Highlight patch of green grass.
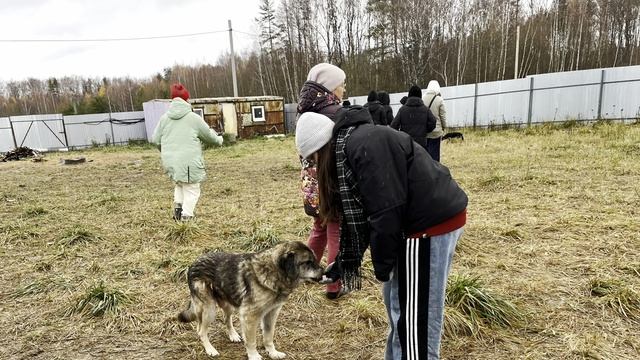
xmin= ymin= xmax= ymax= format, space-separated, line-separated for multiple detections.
xmin=478 ymin=173 xmax=507 ymax=191
xmin=59 ymin=226 xmax=102 ymax=246
xmin=170 ymin=265 xmax=190 ymax=283
xmin=282 ymin=163 xmax=299 ymax=173
xmin=93 ymin=193 xmax=122 ymax=206
xmin=589 ymin=278 xmax=640 ymax=319
xmin=164 ymin=222 xmax=202 ymax=243
xmin=340 ymin=296 xmax=387 ymax=327
xmin=10 ymin=278 xmax=67 ymax=299
xmin=65 ymin=282 xmax=131 ymax=318
xmin=239 ymin=225 xmax=281 ymax=252
xmin=24 ymin=206 xmax=48 ymax=217
xmin=618 ymin=262 xmax=640 ymax=277
xmin=445 ymin=274 xmax=524 ymax=337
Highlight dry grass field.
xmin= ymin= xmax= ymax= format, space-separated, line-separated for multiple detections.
xmin=1 ymin=121 xmax=639 ymax=360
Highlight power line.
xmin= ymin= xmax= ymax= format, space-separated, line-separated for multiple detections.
xmin=233 ymin=29 xmax=258 ymax=37
xmin=0 ymin=29 xmax=231 ymax=43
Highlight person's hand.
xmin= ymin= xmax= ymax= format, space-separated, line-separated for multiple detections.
xmin=319 ymin=260 xmax=343 ymax=284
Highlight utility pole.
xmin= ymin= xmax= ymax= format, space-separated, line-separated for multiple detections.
xmin=514 ymin=25 xmax=520 ymax=79
xmin=228 ymin=19 xmax=238 ymax=97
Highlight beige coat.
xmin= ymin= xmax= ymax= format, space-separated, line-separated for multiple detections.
xmin=423 ymin=89 xmax=447 ymax=139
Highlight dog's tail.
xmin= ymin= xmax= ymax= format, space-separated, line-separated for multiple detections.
xmin=177 ymin=300 xmax=196 ymax=323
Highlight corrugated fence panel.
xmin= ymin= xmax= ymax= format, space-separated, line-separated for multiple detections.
xmin=476 ymin=79 xmax=530 ymax=126
xmin=1 ymin=117 xmax=14 ymax=152
xmin=64 ymin=113 xmax=114 ymax=148
xmin=10 ymin=114 xmax=66 ymax=150
xmin=110 ymin=111 xmax=146 ymax=144
xmin=284 ymin=104 xmax=298 ymax=134
xmin=442 ymin=84 xmax=475 ymax=128
xmin=530 ymin=69 xmax=602 ymax=123
xmin=601 ymin=66 xmax=640 ymax=120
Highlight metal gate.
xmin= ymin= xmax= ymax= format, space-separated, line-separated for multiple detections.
xmin=9 ymin=114 xmax=68 ymax=151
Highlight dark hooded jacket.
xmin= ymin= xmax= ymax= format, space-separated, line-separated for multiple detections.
xmin=297 ymin=80 xmax=342 ymax=120
xmin=389 ymin=97 xmax=436 ymax=149
xmin=378 ymin=91 xmax=394 ymax=125
xmin=333 ymin=106 xmax=468 ymax=281
xmin=363 ymin=100 xmax=387 ymax=126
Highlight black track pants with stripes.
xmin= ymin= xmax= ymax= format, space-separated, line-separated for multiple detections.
xmin=382 ymin=228 xmax=463 ymax=360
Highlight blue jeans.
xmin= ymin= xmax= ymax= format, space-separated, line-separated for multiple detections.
xmin=383 ymin=227 xmax=463 ymax=360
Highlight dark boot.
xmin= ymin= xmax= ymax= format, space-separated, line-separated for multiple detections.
xmin=173 ymin=203 xmax=182 ymax=221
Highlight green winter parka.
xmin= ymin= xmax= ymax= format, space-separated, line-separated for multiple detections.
xmin=152 ymin=98 xmax=223 ymax=183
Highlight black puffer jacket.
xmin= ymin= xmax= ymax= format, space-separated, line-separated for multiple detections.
xmin=297 ymin=81 xmax=342 ymax=120
xmin=334 ymin=106 xmax=468 ymax=281
xmin=389 ymin=97 xmax=436 ymax=149
xmin=363 ymin=100 xmax=387 ymax=125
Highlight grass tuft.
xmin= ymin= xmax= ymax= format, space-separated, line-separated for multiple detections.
xmin=65 ymin=282 xmax=131 ymax=318
xmin=446 ymin=274 xmax=524 ymax=336
xmin=239 ymin=225 xmax=281 ymax=252
xmin=164 ymin=222 xmax=202 ymax=243
xmin=589 ymin=278 xmax=640 ymax=319
xmin=59 ymin=226 xmax=102 ymax=246
xmin=24 ymin=206 xmax=48 ymax=217
xmin=291 ymin=285 xmax=324 ymax=311
xmin=10 ymin=278 xmax=63 ymax=298
xmin=340 ymin=296 xmax=387 ymax=327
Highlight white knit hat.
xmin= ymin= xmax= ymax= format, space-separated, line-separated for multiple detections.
xmin=295 ymin=112 xmax=334 ymax=159
xmin=306 ymin=63 xmax=346 ymax=92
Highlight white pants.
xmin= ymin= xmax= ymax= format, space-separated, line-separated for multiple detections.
xmin=174 ymin=182 xmax=201 ymax=217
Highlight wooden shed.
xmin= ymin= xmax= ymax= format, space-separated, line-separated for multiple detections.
xmin=189 ymin=96 xmax=285 ymax=140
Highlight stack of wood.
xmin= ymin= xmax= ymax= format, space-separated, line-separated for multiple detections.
xmin=1 ymin=147 xmax=41 ymax=162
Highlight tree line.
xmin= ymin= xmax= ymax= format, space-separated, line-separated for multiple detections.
xmin=1 ymin=0 xmax=639 ymax=117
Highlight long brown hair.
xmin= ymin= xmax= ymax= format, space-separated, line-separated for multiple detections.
xmin=316 ymin=141 xmax=341 ymax=223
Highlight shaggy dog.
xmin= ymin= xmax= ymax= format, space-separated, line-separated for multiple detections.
xmin=178 ymin=241 xmax=324 ymax=359
xmin=442 ymin=131 xmax=464 ymax=141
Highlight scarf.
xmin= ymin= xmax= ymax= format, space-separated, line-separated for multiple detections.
xmin=334 ymin=126 xmax=369 ymax=290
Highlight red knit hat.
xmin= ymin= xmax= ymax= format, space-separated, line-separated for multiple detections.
xmin=170 ymin=83 xmax=190 ymax=101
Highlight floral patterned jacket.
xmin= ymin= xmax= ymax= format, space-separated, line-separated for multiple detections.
xmin=300 ymin=157 xmax=319 ymax=217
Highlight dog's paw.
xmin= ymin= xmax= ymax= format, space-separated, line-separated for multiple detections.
xmin=228 ymin=330 xmax=242 ymax=343
xmin=247 ymin=353 xmax=263 ymax=360
xmin=267 ymin=349 xmax=286 ymax=359
xmin=205 ymin=347 xmax=219 ymax=357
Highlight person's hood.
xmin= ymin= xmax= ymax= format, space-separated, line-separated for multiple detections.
xmin=333 ymin=105 xmax=373 ymax=136
xmin=167 ymin=97 xmax=192 ymax=120
xmin=405 ymin=97 xmax=425 ymax=107
xmin=366 ymin=100 xmax=383 ymax=111
xmin=297 ymin=81 xmax=341 ymax=114
xmin=426 ymin=80 xmax=441 ymax=95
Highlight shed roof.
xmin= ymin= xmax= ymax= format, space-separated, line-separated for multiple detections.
xmin=190 ymin=96 xmax=283 ymax=104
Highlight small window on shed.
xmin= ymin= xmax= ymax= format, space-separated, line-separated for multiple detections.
xmin=252 ymin=105 xmax=265 ymax=122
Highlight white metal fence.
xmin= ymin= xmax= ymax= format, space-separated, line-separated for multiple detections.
xmin=0 ymin=117 xmax=14 ymax=153
xmin=0 ymin=111 xmax=146 ymax=152
xmin=345 ymin=65 xmax=640 ymax=128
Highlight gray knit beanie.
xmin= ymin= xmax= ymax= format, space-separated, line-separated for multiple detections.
xmin=306 ymin=63 xmax=346 ymax=92
xmin=295 ymin=112 xmax=334 ymax=159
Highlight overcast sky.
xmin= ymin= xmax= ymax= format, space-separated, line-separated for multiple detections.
xmin=0 ymin=0 xmax=261 ymax=81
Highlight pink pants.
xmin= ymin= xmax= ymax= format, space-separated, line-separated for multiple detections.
xmin=307 ymin=217 xmax=341 ymax=293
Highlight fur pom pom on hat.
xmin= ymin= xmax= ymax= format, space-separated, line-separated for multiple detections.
xmin=306 ymin=63 xmax=346 ymax=92
xmin=295 ymin=112 xmax=334 ymax=159
xmin=170 ymin=83 xmax=190 ymax=101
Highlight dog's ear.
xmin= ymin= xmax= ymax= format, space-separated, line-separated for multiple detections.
xmin=278 ymin=252 xmax=298 ymax=280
